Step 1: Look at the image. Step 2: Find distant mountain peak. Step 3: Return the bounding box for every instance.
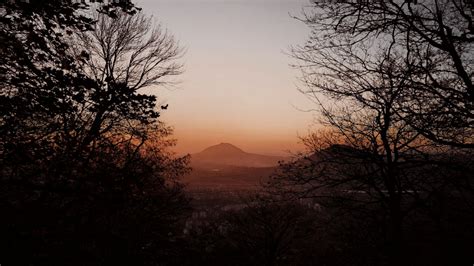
[200,143,245,155]
[192,143,288,168]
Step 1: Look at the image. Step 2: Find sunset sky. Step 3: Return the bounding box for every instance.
[137,0,316,155]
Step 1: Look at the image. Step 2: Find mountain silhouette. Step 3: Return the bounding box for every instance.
[191,143,287,168]
[199,143,246,156]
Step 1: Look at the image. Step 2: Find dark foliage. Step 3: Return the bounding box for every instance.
[179,198,323,266]
[1,1,190,265]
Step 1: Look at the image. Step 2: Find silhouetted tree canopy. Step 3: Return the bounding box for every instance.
[269,2,474,263]
[295,0,473,148]
[1,1,190,264]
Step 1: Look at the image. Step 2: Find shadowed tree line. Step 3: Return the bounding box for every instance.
[267,0,474,265]
[1,1,190,265]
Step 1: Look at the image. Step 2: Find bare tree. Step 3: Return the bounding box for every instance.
[76,9,183,90]
[69,9,184,155]
[286,4,474,259]
[298,0,473,148]
[270,45,474,263]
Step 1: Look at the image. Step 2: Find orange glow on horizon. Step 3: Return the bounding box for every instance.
[138,0,315,155]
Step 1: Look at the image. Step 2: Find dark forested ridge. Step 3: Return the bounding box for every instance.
[1,0,473,265]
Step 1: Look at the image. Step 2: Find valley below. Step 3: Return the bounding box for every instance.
[183,143,287,190]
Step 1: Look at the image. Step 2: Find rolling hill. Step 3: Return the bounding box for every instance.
[184,143,288,189]
[190,143,287,169]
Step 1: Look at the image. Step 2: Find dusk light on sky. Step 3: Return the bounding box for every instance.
[137,0,315,155]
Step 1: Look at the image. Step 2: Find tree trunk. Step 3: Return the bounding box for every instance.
[388,197,403,266]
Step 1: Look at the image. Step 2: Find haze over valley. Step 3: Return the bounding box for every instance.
[185,143,288,189]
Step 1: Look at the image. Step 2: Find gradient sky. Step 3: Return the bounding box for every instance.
[137,0,316,155]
